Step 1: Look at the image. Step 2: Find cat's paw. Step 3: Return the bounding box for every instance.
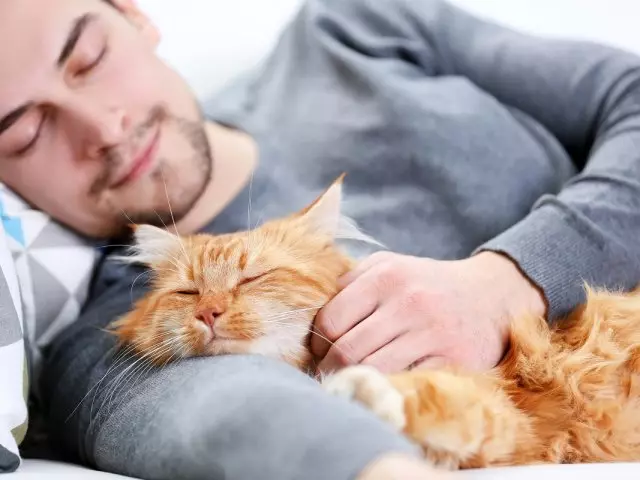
[322,365,406,430]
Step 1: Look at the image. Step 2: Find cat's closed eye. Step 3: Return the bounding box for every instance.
[239,268,277,286]
[238,274,265,286]
[176,290,199,295]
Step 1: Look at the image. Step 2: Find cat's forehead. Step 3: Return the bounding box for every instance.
[180,222,320,277]
[199,223,305,259]
[191,233,274,271]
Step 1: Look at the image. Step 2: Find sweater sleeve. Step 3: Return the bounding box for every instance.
[315,0,640,319]
[42,258,419,480]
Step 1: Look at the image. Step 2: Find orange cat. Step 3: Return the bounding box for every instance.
[110,177,640,470]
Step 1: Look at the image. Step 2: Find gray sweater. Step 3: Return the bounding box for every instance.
[205,0,640,320]
[43,1,640,479]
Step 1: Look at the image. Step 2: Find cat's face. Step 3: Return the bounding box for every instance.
[111,177,372,369]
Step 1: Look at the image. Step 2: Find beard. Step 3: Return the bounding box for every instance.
[126,115,213,229]
[92,105,214,233]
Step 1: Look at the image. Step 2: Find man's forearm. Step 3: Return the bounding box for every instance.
[408,0,640,318]
[314,0,640,317]
[75,354,422,480]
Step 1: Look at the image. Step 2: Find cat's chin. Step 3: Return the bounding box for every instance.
[203,337,253,356]
[195,327,312,370]
[196,324,253,355]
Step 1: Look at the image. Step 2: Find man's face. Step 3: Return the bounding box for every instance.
[0,0,212,238]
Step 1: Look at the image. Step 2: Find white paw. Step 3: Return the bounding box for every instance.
[322,365,406,430]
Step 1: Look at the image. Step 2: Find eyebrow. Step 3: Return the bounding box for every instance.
[0,13,95,137]
[57,13,94,67]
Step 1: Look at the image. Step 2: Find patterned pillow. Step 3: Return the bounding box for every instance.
[0,186,98,385]
[0,199,28,473]
[0,185,98,471]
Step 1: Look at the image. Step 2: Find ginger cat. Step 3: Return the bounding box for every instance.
[111,177,640,470]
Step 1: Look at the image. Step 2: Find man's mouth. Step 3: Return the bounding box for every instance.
[109,127,161,189]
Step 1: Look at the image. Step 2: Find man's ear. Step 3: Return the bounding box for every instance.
[107,0,160,47]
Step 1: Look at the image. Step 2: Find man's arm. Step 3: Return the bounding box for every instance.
[432,0,640,320]
[314,0,640,320]
[42,258,433,480]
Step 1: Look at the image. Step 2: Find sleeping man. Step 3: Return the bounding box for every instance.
[1,0,640,478]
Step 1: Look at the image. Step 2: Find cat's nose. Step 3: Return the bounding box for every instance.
[195,308,221,330]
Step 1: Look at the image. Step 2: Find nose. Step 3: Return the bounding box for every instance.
[64,99,130,157]
[195,308,223,330]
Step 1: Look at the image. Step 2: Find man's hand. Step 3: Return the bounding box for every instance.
[312,251,546,373]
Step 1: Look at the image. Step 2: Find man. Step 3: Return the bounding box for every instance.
[1,0,639,478]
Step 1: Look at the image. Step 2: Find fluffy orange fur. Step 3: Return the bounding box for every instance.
[110,177,640,470]
[111,177,355,371]
[380,288,640,468]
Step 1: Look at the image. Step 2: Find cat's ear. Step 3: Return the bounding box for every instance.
[119,224,184,266]
[298,174,345,238]
[298,174,383,247]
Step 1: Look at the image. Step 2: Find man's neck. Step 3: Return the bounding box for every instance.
[175,122,257,235]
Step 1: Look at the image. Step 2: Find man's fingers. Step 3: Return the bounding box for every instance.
[337,250,394,290]
[361,330,439,374]
[317,311,404,373]
[311,275,379,359]
[409,355,451,371]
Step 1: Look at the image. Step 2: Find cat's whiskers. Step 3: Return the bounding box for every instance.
[97,333,177,393]
[66,340,146,422]
[245,169,255,256]
[243,170,268,260]
[257,318,355,364]
[159,169,191,267]
[152,265,182,278]
[96,355,169,421]
[94,336,186,420]
[253,212,265,231]
[119,208,136,227]
[97,244,139,250]
[262,305,325,322]
[102,357,160,420]
[163,254,189,275]
[130,269,153,301]
[68,325,178,421]
[161,347,184,369]
[246,169,254,231]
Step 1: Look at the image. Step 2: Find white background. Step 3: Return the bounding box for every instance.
[137,0,640,102]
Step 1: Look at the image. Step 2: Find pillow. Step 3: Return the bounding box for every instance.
[0,187,98,385]
[0,185,98,471]
[0,195,27,473]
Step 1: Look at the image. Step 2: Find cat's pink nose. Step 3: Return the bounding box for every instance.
[195,308,220,330]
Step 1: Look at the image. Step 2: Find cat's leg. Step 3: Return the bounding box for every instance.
[323,365,535,469]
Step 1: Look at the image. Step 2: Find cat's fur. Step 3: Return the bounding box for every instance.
[110,176,640,470]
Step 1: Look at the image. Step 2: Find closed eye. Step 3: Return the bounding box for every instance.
[238,274,264,286]
[176,290,198,295]
[239,269,277,286]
